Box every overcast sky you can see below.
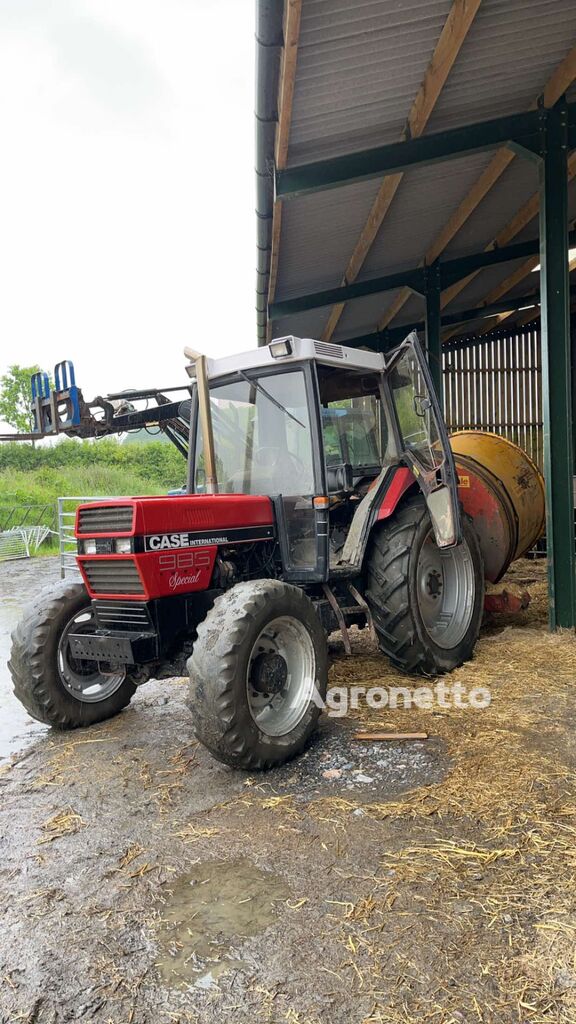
[0,0,255,404]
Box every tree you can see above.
[0,364,45,436]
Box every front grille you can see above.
[93,600,151,630]
[78,505,134,534]
[82,559,144,595]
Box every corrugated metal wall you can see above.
[443,325,543,467]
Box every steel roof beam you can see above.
[268,233,576,318]
[340,287,576,351]
[275,108,558,200]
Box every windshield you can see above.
[194,369,315,495]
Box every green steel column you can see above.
[571,316,576,473]
[425,262,443,411]
[538,104,576,630]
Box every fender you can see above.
[374,466,417,520]
[336,464,418,571]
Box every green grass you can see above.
[0,439,187,533]
[34,538,61,558]
[0,464,169,506]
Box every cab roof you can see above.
[188,336,388,382]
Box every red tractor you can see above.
[9,333,485,768]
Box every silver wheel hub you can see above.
[57,608,126,703]
[247,616,316,737]
[416,530,475,649]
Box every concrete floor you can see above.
[1,557,575,1024]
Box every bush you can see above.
[0,438,186,485]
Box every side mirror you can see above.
[326,463,354,494]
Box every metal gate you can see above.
[57,496,121,578]
[442,325,543,468]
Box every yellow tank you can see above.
[450,431,546,583]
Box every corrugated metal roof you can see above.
[288,0,454,165]
[438,256,537,313]
[440,159,539,261]
[334,289,411,340]
[274,306,332,341]
[274,178,383,299]
[426,0,576,134]
[359,153,496,279]
[258,0,576,345]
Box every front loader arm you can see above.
[0,359,191,457]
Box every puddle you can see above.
[155,858,289,987]
[0,557,59,760]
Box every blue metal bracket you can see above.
[31,372,52,433]
[29,360,81,435]
[52,360,81,429]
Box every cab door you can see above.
[385,331,461,548]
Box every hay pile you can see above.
[309,560,576,1022]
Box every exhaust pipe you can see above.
[184,347,218,495]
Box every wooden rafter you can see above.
[319,0,482,342]
[440,151,576,311]
[266,0,302,333]
[377,43,576,332]
[377,149,515,329]
[274,0,302,171]
[474,253,576,334]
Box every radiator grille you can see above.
[93,600,151,630]
[78,505,134,534]
[82,559,144,595]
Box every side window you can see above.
[317,367,385,476]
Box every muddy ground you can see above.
[1,556,576,1024]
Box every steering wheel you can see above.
[253,445,306,477]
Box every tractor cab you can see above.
[186,331,460,581]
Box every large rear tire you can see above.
[364,495,484,674]
[187,580,328,770]
[9,580,137,729]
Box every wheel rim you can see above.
[246,616,316,737]
[57,607,126,703]
[416,530,475,649]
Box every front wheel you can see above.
[9,580,138,729]
[364,495,484,674]
[187,580,328,769]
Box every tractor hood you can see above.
[74,494,275,601]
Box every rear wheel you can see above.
[364,495,484,674]
[9,580,138,729]
[187,580,327,769]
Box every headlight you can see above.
[82,539,97,555]
[114,537,133,554]
[269,338,293,358]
